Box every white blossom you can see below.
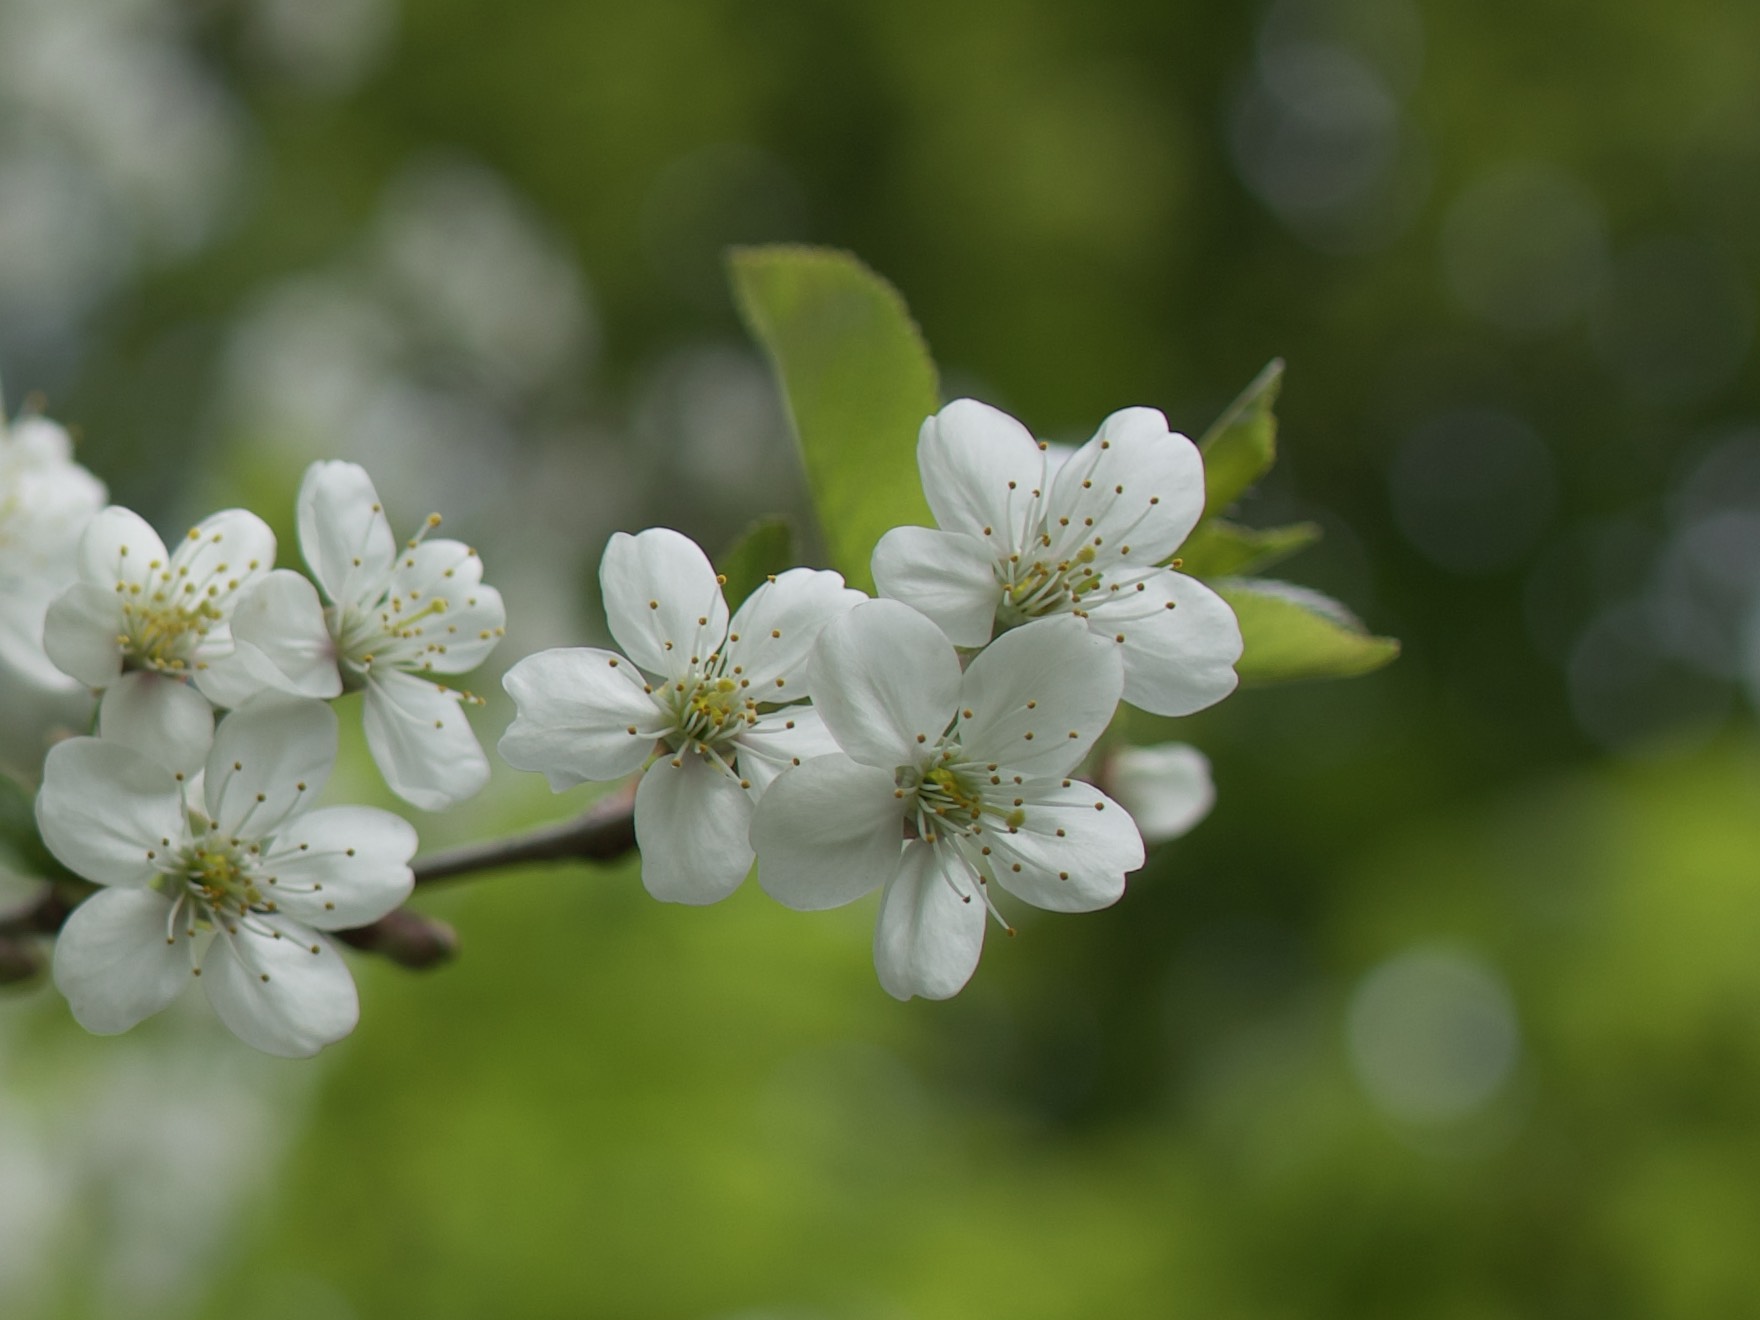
[499,527,863,904]
[35,696,417,1057]
[245,460,506,810]
[751,600,1143,1000]
[871,398,1243,717]
[41,504,337,772]
[1103,742,1216,843]
[0,407,108,667]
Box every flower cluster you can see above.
[2,425,505,1053]
[503,398,1236,999]
[5,386,1234,1049]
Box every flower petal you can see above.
[230,570,343,698]
[871,525,1001,648]
[361,670,489,811]
[204,696,337,837]
[297,460,396,606]
[600,528,728,681]
[203,922,359,1058]
[259,805,417,928]
[734,705,840,798]
[1106,743,1215,843]
[724,567,864,694]
[958,614,1122,776]
[52,888,191,1035]
[918,399,1047,547]
[35,738,184,887]
[76,505,167,595]
[98,672,215,776]
[1048,408,1205,566]
[499,647,667,790]
[1082,569,1241,716]
[807,599,960,770]
[42,581,125,687]
[166,509,278,613]
[752,754,901,911]
[385,539,506,674]
[983,780,1142,913]
[634,753,755,904]
[873,841,986,1001]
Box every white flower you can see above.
[0,408,107,688]
[42,504,337,772]
[499,527,863,904]
[751,599,1143,1001]
[34,696,417,1057]
[250,460,506,810]
[871,398,1243,717]
[1103,742,1215,843]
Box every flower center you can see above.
[156,838,269,923]
[664,672,756,752]
[996,543,1105,628]
[895,742,1027,844]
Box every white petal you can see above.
[52,888,191,1035]
[871,525,1001,648]
[385,539,506,674]
[0,654,93,785]
[98,672,215,776]
[0,588,69,687]
[260,805,418,928]
[35,738,184,887]
[873,841,987,1001]
[751,754,901,910]
[204,696,337,837]
[76,505,167,594]
[724,567,864,694]
[633,753,754,904]
[983,780,1142,913]
[734,705,840,798]
[806,599,959,770]
[600,528,728,681]
[297,460,396,606]
[1048,408,1205,565]
[43,581,125,687]
[1083,569,1242,716]
[361,670,489,811]
[203,923,359,1058]
[918,399,1048,547]
[165,509,277,612]
[958,614,1123,776]
[499,648,666,790]
[230,570,343,698]
[1107,743,1215,843]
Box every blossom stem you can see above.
[407,782,638,886]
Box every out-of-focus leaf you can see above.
[729,245,939,594]
[1218,577,1399,684]
[1199,359,1282,517]
[716,517,795,607]
[0,772,54,880]
[1178,518,1321,578]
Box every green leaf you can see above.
[1199,359,1282,517]
[0,772,63,883]
[716,517,795,607]
[1218,577,1399,684]
[729,245,939,594]
[1178,518,1321,579]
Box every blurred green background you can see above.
[4,0,1760,1316]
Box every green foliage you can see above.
[0,773,59,884]
[715,517,796,606]
[729,245,940,594]
[1218,577,1400,684]
[1178,517,1322,578]
[1198,359,1282,518]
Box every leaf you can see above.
[1217,578,1399,684]
[729,245,939,594]
[1199,359,1282,517]
[1178,518,1321,579]
[0,771,65,882]
[716,517,795,607]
